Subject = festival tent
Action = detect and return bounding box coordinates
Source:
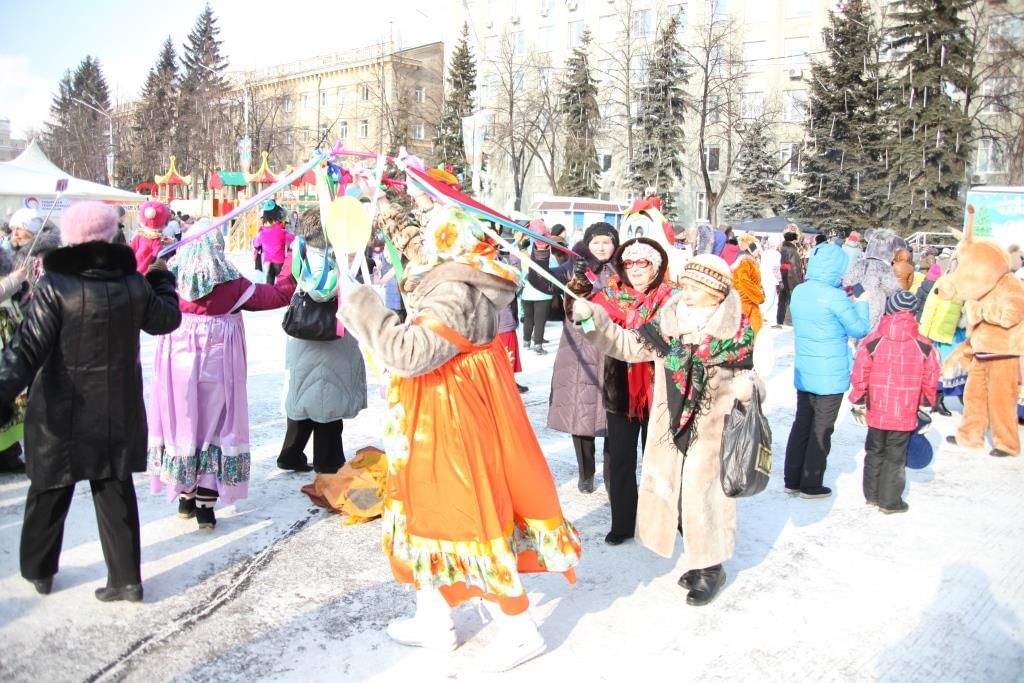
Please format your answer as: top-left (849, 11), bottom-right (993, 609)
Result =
top-left (731, 215), bottom-right (819, 235)
top-left (0, 139), bottom-right (146, 221)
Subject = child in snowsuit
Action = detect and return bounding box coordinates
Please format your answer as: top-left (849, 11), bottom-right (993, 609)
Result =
top-left (131, 201), bottom-right (171, 273)
top-left (849, 291), bottom-right (940, 514)
top-left (252, 203), bottom-right (294, 284)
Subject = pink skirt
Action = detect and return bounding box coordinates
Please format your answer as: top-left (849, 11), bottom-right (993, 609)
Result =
top-left (147, 312), bottom-right (251, 504)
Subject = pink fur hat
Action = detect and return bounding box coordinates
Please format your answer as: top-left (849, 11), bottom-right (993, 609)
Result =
top-left (138, 200), bottom-right (170, 230)
top-left (60, 202), bottom-right (119, 245)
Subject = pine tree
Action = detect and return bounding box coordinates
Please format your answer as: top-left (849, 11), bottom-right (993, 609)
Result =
top-left (796, 0), bottom-right (889, 233)
top-left (177, 3), bottom-right (230, 180)
top-left (883, 0), bottom-right (977, 233)
top-left (558, 29), bottom-right (601, 197)
top-left (725, 118), bottom-right (784, 221)
top-left (131, 37), bottom-right (179, 186)
top-left (43, 57), bottom-right (111, 183)
top-left (434, 23), bottom-right (477, 190)
top-left (630, 14), bottom-right (688, 221)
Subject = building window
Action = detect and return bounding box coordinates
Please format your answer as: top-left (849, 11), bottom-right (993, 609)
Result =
top-left (320, 91), bottom-right (328, 106)
top-left (703, 145), bottom-right (721, 173)
top-left (711, 0), bottom-right (729, 21)
top-left (486, 36), bottom-right (499, 59)
top-left (709, 46), bottom-right (724, 76)
top-left (513, 30), bottom-right (526, 57)
top-left (569, 20), bottom-right (586, 48)
top-left (540, 0), bottom-right (555, 12)
top-left (538, 25), bottom-right (554, 54)
top-left (780, 143), bottom-right (802, 180)
top-left (783, 89), bottom-right (808, 122)
top-left (284, 98), bottom-right (294, 113)
top-left (633, 55), bottom-right (648, 82)
top-left (339, 120), bottom-right (348, 138)
top-left (412, 122), bottom-right (426, 140)
top-left (667, 2), bottom-right (688, 27)
top-left (784, 37), bottom-right (810, 70)
top-left (599, 192), bottom-right (611, 201)
top-left (534, 160), bottom-right (546, 177)
top-left (600, 151), bottom-right (612, 172)
top-left (359, 119), bottom-right (369, 138)
top-left (988, 15), bottom-right (1023, 51)
top-left (599, 15), bottom-right (617, 43)
top-left (696, 192), bottom-right (709, 221)
top-left (360, 85), bottom-right (370, 101)
top-left (414, 86), bottom-right (425, 103)
top-left (302, 94), bottom-right (311, 109)
top-left (786, 0), bottom-right (812, 18)
top-left (284, 131), bottom-right (293, 145)
top-left (632, 9), bottom-right (653, 39)
top-left (319, 124), bottom-right (328, 141)
top-left (976, 138), bottom-right (1007, 175)
top-left (743, 41), bottom-right (768, 73)
top-left (741, 91), bottom-right (765, 119)
top-left (982, 78), bottom-right (1011, 113)
top-left (707, 95), bottom-right (722, 124)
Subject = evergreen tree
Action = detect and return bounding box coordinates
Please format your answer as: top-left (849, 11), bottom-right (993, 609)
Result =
top-left (883, 0), bottom-right (977, 233)
top-left (630, 14), bottom-right (688, 221)
top-left (433, 23), bottom-right (477, 190)
top-left (558, 29), bottom-right (601, 197)
top-left (797, 0), bottom-right (889, 233)
top-left (725, 118), bottom-right (784, 221)
top-left (177, 3), bottom-right (230, 180)
top-left (43, 57), bottom-right (111, 183)
top-left (131, 37), bottom-right (179, 186)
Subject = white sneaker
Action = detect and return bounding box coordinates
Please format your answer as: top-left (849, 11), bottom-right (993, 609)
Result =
top-left (385, 589), bottom-right (458, 651)
top-left (480, 607), bottom-right (547, 672)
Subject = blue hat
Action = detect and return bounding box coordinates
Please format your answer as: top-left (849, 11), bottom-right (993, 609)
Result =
top-left (262, 199), bottom-right (278, 212)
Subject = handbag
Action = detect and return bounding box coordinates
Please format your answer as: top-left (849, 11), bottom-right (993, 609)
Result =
top-left (719, 382), bottom-right (772, 498)
top-left (281, 238), bottom-right (339, 341)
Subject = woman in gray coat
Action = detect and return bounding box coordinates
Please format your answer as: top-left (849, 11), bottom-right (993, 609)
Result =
top-left (543, 222), bottom-right (619, 493)
top-left (277, 209), bottom-right (367, 473)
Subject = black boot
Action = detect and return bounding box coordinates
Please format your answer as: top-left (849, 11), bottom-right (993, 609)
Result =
top-left (686, 565), bottom-right (726, 606)
top-left (95, 583), bottom-right (143, 602)
top-left (573, 436), bottom-right (596, 493)
top-left (677, 569), bottom-right (699, 591)
top-left (28, 576), bottom-right (53, 595)
top-left (932, 394), bottom-right (952, 417)
top-left (0, 445), bottom-right (25, 474)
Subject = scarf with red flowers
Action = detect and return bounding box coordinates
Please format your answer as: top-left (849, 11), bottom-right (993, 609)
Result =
top-left (591, 276), bottom-right (674, 420)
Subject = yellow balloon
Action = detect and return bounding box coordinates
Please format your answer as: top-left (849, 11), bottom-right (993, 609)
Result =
top-left (325, 196), bottom-right (372, 254)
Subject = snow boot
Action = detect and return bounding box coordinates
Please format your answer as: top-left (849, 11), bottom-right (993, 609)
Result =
top-left (95, 583), bottom-right (143, 603)
top-left (573, 436), bottom-right (596, 493)
top-left (386, 589), bottom-right (457, 651)
top-left (686, 565), bottom-right (726, 607)
top-left (177, 494), bottom-right (197, 519)
top-left (932, 394), bottom-right (952, 417)
top-left (534, 343), bottom-right (548, 355)
top-left (28, 576), bottom-right (53, 595)
top-left (799, 486), bottom-right (832, 499)
top-left (879, 500), bottom-right (910, 514)
top-left (480, 602), bottom-right (546, 672)
top-left (677, 569), bottom-right (699, 591)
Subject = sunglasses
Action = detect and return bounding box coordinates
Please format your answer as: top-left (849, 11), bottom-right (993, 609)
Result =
top-left (623, 259), bottom-right (652, 269)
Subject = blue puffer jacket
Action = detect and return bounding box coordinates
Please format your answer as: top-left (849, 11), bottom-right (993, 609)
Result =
top-left (791, 243), bottom-right (871, 395)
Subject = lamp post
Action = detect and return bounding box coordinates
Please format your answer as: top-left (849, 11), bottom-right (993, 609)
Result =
top-left (69, 96), bottom-right (113, 185)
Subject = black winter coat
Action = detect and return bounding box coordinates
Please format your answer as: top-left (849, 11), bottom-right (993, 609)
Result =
top-left (0, 241), bottom-right (181, 489)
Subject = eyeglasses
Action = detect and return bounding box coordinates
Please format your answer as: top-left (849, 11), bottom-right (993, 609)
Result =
top-left (623, 259), bottom-right (652, 269)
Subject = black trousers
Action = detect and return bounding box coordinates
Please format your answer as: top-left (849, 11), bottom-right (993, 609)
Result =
top-left (279, 418), bottom-right (345, 473)
top-left (521, 300), bottom-right (549, 346)
top-left (863, 427), bottom-right (910, 507)
top-left (605, 412), bottom-right (648, 536)
top-left (265, 262), bottom-right (282, 285)
top-left (776, 283), bottom-right (792, 325)
top-left (784, 391), bottom-right (844, 490)
top-left (21, 477), bottom-right (141, 586)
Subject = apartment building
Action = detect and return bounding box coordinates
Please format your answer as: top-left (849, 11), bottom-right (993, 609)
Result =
top-left (452, 0), bottom-right (1023, 225)
top-left (0, 119), bottom-right (27, 162)
top-left (223, 41), bottom-right (444, 172)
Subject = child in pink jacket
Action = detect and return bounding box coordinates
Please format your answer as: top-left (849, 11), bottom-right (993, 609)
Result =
top-left (849, 291), bottom-right (940, 514)
top-left (131, 201), bottom-right (170, 273)
top-left (252, 203), bottom-right (294, 284)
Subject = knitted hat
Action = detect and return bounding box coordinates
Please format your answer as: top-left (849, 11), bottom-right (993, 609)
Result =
top-left (847, 231), bottom-right (860, 243)
top-left (621, 240), bottom-right (662, 271)
top-left (10, 208), bottom-right (42, 234)
top-left (528, 218), bottom-right (549, 236)
top-left (583, 221), bottom-right (619, 250)
top-left (784, 231), bottom-right (798, 242)
top-left (885, 290), bottom-right (918, 315)
top-left (59, 202), bottom-right (119, 245)
top-left (138, 201), bottom-right (171, 230)
top-left (681, 254), bottom-right (732, 298)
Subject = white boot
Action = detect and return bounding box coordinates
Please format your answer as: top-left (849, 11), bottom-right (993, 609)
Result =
top-left (481, 602), bottom-right (546, 672)
top-left (386, 589), bottom-right (458, 651)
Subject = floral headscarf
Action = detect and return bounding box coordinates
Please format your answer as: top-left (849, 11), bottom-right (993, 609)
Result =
top-left (408, 205), bottom-right (520, 285)
top-left (171, 222), bottom-right (241, 301)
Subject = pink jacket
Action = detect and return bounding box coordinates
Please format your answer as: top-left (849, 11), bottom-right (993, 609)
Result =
top-left (252, 223), bottom-right (294, 265)
top-left (849, 311), bottom-right (940, 431)
top-left (130, 234), bottom-right (163, 274)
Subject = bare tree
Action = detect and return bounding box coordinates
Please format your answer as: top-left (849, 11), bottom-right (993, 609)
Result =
top-left (521, 60), bottom-right (562, 194)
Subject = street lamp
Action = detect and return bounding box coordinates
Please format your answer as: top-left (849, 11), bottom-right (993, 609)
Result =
top-left (70, 96), bottom-right (113, 185)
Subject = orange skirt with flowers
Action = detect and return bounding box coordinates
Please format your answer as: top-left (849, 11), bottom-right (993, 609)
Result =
top-left (380, 317), bottom-right (581, 615)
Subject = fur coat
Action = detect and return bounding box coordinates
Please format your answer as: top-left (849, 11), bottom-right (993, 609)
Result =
top-left (578, 290), bottom-right (761, 565)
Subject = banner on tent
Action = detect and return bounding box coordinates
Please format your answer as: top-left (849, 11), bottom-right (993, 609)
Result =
top-left (23, 196), bottom-right (71, 214)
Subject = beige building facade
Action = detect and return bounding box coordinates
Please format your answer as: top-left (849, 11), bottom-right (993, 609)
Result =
top-left (0, 119), bottom-right (27, 162)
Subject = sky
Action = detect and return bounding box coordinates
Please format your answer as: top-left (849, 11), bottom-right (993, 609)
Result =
top-left (0, 0), bottom-right (451, 138)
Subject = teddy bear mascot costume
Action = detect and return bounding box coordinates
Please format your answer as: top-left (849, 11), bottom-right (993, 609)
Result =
top-left (941, 206), bottom-right (1024, 458)
top-left (336, 187), bottom-right (582, 672)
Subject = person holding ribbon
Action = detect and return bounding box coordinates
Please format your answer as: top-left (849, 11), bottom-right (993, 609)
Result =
top-left (339, 201), bottom-right (581, 672)
top-left (572, 254), bottom-right (760, 607)
top-left (147, 223), bottom-right (295, 529)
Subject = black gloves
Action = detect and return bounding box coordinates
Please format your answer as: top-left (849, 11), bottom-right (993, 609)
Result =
top-left (573, 258), bottom-right (589, 280)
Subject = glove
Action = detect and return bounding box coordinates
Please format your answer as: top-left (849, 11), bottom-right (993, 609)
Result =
top-left (147, 258), bottom-right (169, 273)
top-left (572, 299), bottom-right (595, 324)
top-left (916, 408), bottom-right (933, 435)
top-left (573, 258), bottom-right (589, 281)
top-left (850, 404), bottom-right (867, 427)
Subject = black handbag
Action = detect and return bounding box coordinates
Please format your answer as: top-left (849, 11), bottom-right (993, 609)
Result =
top-left (719, 383), bottom-right (771, 498)
top-left (281, 238), bottom-right (338, 341)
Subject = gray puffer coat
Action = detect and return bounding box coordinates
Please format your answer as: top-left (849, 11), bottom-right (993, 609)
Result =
top-left (545, 242), bottom-right (615, 437)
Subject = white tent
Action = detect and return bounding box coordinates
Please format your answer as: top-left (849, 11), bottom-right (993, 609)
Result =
top-left (0, 140), bottom-right (146, 222)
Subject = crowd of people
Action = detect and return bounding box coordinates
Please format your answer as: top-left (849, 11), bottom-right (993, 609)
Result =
top-left (0, 183), bottom-right (1020, 672)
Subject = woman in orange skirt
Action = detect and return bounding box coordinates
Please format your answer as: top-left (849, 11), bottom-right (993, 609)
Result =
top-left (338, 199), bottom-right (581, 671)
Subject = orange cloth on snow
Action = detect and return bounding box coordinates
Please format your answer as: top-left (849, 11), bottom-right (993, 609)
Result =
top-left (381, 317), bottom-right (582, 616)
top-left (732, 257), bottom-right (766, 335)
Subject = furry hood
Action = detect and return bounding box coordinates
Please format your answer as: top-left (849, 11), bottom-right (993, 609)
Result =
top-left (0, 247), bottom-right (14, 278)
top-left (43, 241), bottom-right (139, 280)
top-left (413, 261), bottom-right (517, 310)
top-left (12, 225), bottom-right (62, 261)
top-left (657, 288), bottom-right (743, 342)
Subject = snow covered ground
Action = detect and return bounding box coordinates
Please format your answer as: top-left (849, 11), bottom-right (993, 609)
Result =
top-left (1, 258), bottom-right (1023, 682)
